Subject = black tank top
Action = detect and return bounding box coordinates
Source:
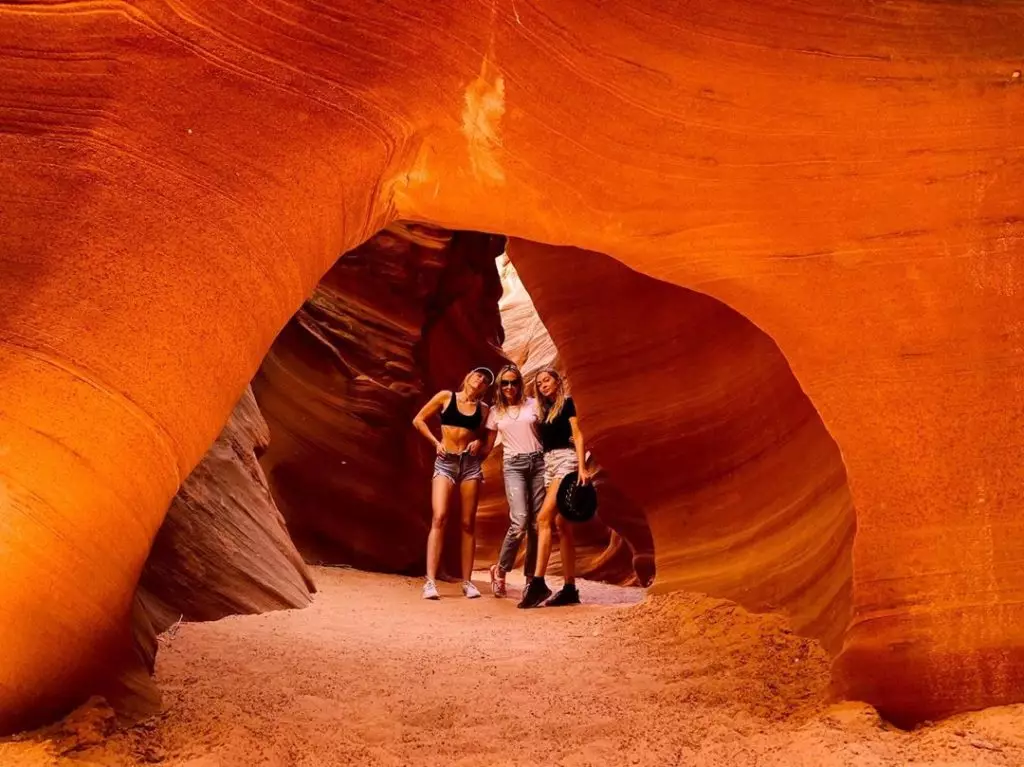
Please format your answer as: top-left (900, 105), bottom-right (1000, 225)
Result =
top-left (439, 391), bottom-right (482, 430)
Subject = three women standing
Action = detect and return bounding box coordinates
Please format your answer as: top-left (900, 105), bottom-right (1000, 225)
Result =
top-left (412, 364), bottom-right (591, 606)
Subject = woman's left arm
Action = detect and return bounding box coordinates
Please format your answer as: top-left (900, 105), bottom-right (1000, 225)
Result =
top-left (569, 416), bottom-right (591, 484)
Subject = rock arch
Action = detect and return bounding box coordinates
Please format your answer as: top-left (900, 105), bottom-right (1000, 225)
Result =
top-left (507, 240), bottom-right (855, 652)
top-left (1, 0), bottom-right (1022, 731)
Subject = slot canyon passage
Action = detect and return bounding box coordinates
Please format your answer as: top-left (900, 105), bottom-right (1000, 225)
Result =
top-left (2, 0), bottom-right (1024, 764)
top-left (4, 229), bottom-right (1023, 767)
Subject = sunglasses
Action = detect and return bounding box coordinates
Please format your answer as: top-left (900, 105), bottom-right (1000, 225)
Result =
top-left (499, 379), bottom-right (521, 387)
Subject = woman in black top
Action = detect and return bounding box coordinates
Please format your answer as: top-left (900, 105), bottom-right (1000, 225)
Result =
top-left (412, 366), bottom-right (494, 600)
top-left (518, 367), bottom-right (592, 608)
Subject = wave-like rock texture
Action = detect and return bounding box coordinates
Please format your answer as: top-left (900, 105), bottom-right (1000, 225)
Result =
top-left (251, 226), bottom-right (643, 587)
top-left (509, 240), bottom-right (856, 653)
top-left (477, 255), bottom-right (655, 585)
top-left (1, 0), bottom-right (1022, 730)
top-left (136, 388), bottom-right (315, 624)
top-left (495, 254), bottom-right (562, 377)
top-left (111, 388), bottom-right (315, 720)
top-left (253, 225), bottom-right (506, 575)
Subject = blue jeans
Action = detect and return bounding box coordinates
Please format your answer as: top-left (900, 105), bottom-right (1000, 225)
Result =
top-left (498, 451), bottom-right (545, 575)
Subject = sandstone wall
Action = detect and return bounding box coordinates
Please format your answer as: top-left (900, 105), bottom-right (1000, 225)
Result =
top-left (136, 388), bottom-right (315, 625)
top-left (252, 224), bottom-right (507, 575)
top-left (477, 255), bottom-right (655, 585)
top-left (509, 241), bottom-right (855, 651)
top-left (1, 0), bottom-right (1022, 729)
top-left (114, 388), bottom-right (315, 720)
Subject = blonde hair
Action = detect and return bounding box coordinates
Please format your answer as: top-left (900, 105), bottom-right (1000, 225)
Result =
top-left (460, 369), bottom-right (491, 402)
top-left (535, 367), bottom-right (567, 424)
top-left (494, 364), bottom-right (524, 414)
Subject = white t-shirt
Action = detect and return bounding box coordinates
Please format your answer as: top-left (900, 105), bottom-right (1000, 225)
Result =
top-left (485, 397), bottom-right (543, 456)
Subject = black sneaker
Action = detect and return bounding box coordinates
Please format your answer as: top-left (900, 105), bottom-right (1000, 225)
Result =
top-left (517, 578), bottom-right (552, 609)
top-left (545, 584), bottom-right (580, 607)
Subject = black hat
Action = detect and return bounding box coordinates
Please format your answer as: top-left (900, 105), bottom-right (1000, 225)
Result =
top-left (557, 472), bottom-right (598, 523)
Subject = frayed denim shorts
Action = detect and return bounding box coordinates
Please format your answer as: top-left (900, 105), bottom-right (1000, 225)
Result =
top-left (433, 451), bottom-right (484, 485)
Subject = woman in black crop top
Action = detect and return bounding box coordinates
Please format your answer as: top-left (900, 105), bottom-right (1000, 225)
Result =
top-left (412, 366), bottom-right (494, 601)
top-left (519, 367), bottom-right (592, 609)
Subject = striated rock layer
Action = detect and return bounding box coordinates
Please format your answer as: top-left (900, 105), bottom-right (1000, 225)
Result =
top-left (1, 0), bottom-right (1022, 730)
top-left (253, 224), bottom-right (506, 575)
top-left (137, 388), bottom-right (315, 626)
top-left (113, 388), bottom-right (316, 719)
top-left (508, 241), bottom-right (855, 651)
top-left (477, 254), bottom-right (655, 585)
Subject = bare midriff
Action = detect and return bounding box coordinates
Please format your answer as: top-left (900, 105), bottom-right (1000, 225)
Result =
top-left (440, 424), bottom-right (477, 454)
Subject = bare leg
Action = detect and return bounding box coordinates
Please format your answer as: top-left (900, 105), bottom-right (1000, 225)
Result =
top-left (460, 479), bottom-right (481, 582)
top-left (556, 514), bottom-right (576, 585)
top-left (426, 476), bottom-right (454, 582)
top-left (534, 482), bottom-right (561, 578)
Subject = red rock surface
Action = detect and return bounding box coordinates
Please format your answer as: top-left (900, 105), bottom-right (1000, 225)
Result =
top-left (1, 0), bottom-right (1022, 730)
top-left (136, 388), bottom-right (315, 627)
top-left (110, 388), bottom-right (315, 719)
top-left (508, 241), bottom-right (855, 652)
top-left (252, 224), bottom-right (506, 575)
top-left (477, 255), bottom-right (655, 585)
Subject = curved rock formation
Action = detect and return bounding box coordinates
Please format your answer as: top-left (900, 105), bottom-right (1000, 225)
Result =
top-left (2, 0), bottom-right (1022, 730)
top-left (253, 224), bottom-right (506, 575)
top-left (136, 388), bottom-right (315, 624)
top-left (115, 388), bottom-right (315, 720)
top-left (508, 240), bottom-right (855, 652)
top-left (495, 254), bottom-right (562, 377)
top-left (477, 254), bottom-right (655, 585)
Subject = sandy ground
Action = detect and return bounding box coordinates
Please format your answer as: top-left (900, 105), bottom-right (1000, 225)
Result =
top-left (4, 567), bottom-right (1024, 766)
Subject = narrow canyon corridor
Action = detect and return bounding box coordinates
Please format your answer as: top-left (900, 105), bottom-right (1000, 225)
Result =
top-left (5, 569), bottom-right (1024, 767)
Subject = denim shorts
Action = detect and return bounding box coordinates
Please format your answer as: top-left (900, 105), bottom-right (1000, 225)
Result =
top-left (543, 448), bottom-right (578, 488)
top-left (433, 451), bottom-right (484, 485)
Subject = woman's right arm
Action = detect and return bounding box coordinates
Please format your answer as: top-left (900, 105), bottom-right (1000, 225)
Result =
top-left (478, 403), bottom-right (500, 459)
top-left (413, 391), bottom-right (449, 456)
top-left (479, 428), bottom-right (498, 460)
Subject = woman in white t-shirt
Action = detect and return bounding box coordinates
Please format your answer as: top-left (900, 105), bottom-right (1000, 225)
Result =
top-left (480, 364), bottom-right (545, 598)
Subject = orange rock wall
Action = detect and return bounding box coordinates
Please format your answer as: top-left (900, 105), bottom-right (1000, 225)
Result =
top-left (252, 225), bottom-right (506, 575)
top-left (2, 0), bottom-right (1022, 730)
top-left (477, 255), bottom-right (655, 585)
top-left (509, 241), bottom-right (855, 651)
top-left (117, 387), bottom-right (315, 718)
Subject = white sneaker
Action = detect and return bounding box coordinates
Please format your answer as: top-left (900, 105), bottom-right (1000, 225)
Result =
top-left (423, 580), bottom-right (440, 600)
top-left (462, 580), bottom-right (482, 599)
